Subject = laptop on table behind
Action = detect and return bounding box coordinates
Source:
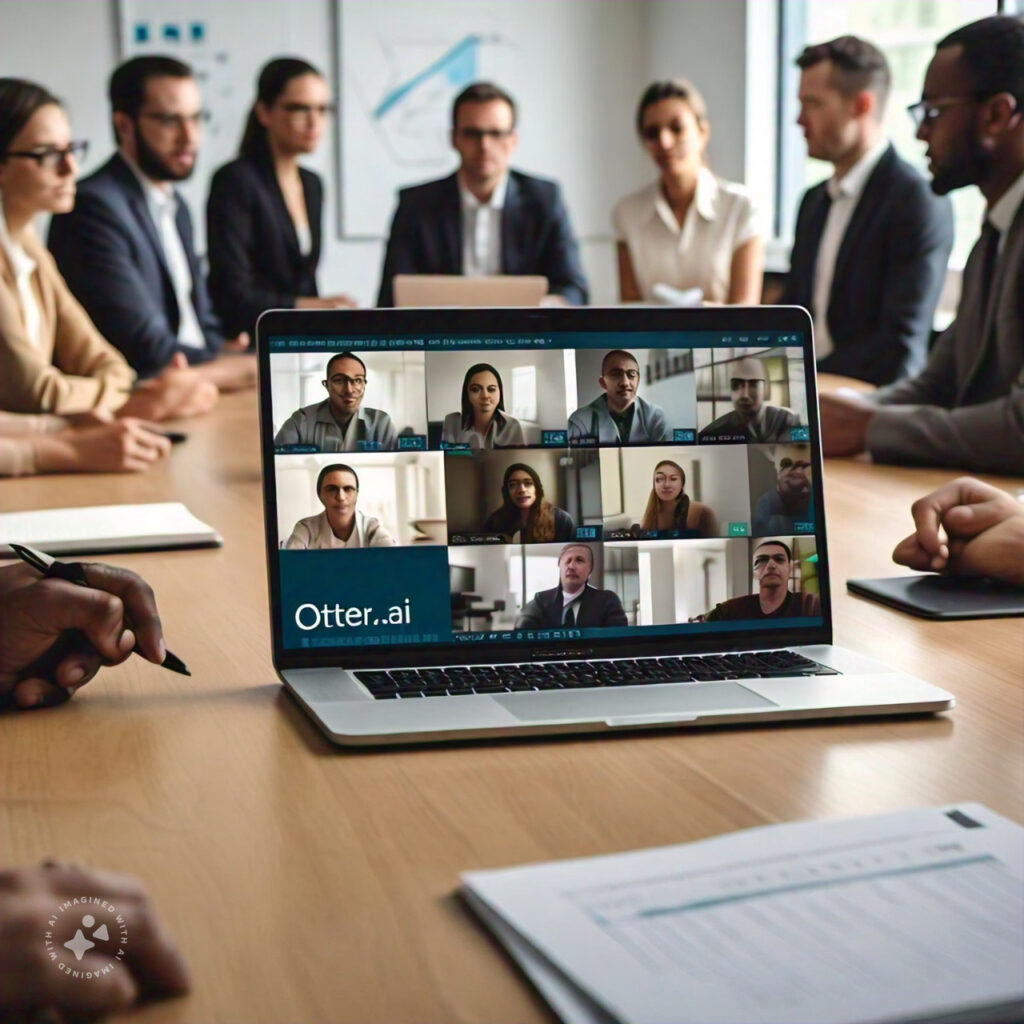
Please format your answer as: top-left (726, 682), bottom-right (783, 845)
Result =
top-left (257, 305), bottom-right (953, 745)
top-left (393, 274), bottom-right (548, 307)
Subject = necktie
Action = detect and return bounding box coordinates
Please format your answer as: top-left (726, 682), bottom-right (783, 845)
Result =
top-left (562, 602), bottom-right (577, 626)
top-left (975, 219), bottom-right (1001, 326)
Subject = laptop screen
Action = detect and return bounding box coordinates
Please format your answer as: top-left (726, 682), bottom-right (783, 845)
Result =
top-left (258, 307), bottom-right (830, 668)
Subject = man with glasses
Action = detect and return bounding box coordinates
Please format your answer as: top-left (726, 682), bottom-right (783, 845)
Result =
top-left (820, 15), bottom-right (1024, 475)
top-left (699, 356), bottom-right (800, 443)
top-left (568, 349), bottom-right (670, 444)
top-left (376, 81), bottom-right (588, 308)
top-left (274, 351), bottom-right (398, 451)
top-left (705, 540), bottom-right (820, 622)
top-left (48, 56), bottom-right (252, 387)
top-left (779, 35), bottom-right (953, 386)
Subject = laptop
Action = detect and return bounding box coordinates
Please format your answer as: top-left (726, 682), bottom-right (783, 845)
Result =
top-left (257, 305), bottom-right (953, 745)
top-left (393, 274), bottom-right (548, 307)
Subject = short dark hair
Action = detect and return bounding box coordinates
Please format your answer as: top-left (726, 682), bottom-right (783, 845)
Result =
top-left (325, 352), bottom-right (367, 378)
top-left (109, 56), bottom-right (192, 143)
top-left (316, 462), bottom-right (358, 496)
top-left (601, 349), bottom-right (639, 375)
top-left (635, 79), bottom-right (708, 134)
top-left (0, 78), bottom-right (61, 157)
top-left (753, 539), bottom-right (793, 562)
top-left (240, 57), bottom-right (322, 161)
top-left (451, 81), bottom-right (517, 130)
top-left (796, 35), bottom-right (891, 114)
top-left (937, 15), bottom-right (1024, 109)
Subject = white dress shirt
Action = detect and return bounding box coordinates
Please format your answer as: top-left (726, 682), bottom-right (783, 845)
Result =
top-left (459, 173), bottom-right (508, 277)
top-left (811, 139), bottom-right (889, 361)
top-left (124, 157), bottom-right (206, 349)
top-left (612, 167), bottom-right (759, 303)
top-left (0, 201), bottom-right (41, 348)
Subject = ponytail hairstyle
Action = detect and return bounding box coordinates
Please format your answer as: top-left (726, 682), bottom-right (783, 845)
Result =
top-left (239, 57), bottom-right (322, 161)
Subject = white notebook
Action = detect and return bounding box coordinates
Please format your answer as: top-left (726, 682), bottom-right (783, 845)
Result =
top-left (0, 502), bottom-right (222, 555)
top-left (462, 804), bottom-right (1024, 1024)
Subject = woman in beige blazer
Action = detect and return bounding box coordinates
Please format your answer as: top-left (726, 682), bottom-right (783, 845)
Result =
top-left (0, 77), bottom-right (216, 421)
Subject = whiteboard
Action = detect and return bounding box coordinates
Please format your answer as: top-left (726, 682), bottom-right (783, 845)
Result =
top-left (337, 0), bottom-right (647, 240)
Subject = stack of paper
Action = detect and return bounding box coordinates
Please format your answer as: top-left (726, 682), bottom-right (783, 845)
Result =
top-left (0, 503), bottom-right (222, 555)
top-left (462, 804), bottom-right (1024, 1024)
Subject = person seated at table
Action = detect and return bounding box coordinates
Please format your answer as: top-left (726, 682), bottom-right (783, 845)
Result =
top-left (441, 363), bottom-right (524, 448)
top-left (818, 15), bottom-right (1024, 473)
top-left (284, 463), bottom-right (395, 549)
top-left (568, 350), bottom-right (670, 444)
top-left (614, 79), bottom-right (762, 305)
top-left (0, 78), bottom-right (217, 420)
top-left (751, 443), bottom-right (813, 535)
top-left (0, 409), bottom-right (170, 475)
top-left (893, 476), bottom-right (1024, 585)
top-left (207, 58), bottom-right (356, 340)
top-left (274, 351), bottom-right (397, 450)
top-left (638, 459), bottom-right (717, 536)
top-left (482, 462), bottom-right (575, 542)
top-left (376, 81), bottom-right (588, 308)
top-left (515, 543), bottom-right (627, 629)
top-left (47, 57), bottom-right (254, 389)
top-left (698, 356), bottom-right (800, 443)
top-left (705, 539), bottom-right (820, 620)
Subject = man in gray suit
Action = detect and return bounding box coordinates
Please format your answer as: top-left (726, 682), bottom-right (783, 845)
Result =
top-left (819, 15), bottom-right (1024, 475)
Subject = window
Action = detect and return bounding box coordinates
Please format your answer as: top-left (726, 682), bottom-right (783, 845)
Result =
top-left (778, 0), bottom-right (1003, 267)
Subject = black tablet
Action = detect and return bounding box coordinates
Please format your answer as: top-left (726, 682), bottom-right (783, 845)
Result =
top-left (847, 574), bottom-right (1024, 620)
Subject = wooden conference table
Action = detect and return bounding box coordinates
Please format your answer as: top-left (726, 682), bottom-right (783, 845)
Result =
top-left (0, 389), bottom-right (1021, 1023)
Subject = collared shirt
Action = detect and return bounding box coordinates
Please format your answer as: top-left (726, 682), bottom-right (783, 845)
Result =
top-left (811, 139), bottom-right (889, 360)
top-left (612, 167), bottom-right (759, 303)
top-left (459, 172), bottom-right (508, 277)
top-left (987, 167), bottom-right (1024, 253)
top-left (441, 409), bottom-right (525, 449)
top-left (273, 399), bottom-right (398, 451)
top-left (283, 509), bottom-right (395, 550)
top-left (561, 587), bottom-right (585, 624)
top-left (122, 155), bottom-right (205, 349)
top-left (0, 202), bottom-right (41, 348)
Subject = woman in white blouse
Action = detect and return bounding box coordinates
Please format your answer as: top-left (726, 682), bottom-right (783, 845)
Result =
top-left (613, 80), bottom-right (763, 305)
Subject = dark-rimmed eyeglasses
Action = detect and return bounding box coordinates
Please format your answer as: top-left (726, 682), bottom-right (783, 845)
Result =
top-left (3, 140), bottom-right (88, 169)
top-left (325, 374), bottom-right (366, 390)
top-left (279, 102), bottom-right (336, 119)
top-left (139, 110), bottom-right (211, 131)
top-left (906, 94), bottom-right (988, 130)
top-left (454, 127), bottom-right (514, 142)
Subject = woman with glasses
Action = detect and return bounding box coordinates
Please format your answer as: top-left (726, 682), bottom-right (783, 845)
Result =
top-left (207, 58), bottom-right (356, 340)
top-left (0, 77), bottom-right (216, 432)
top-left (638, 459), bottom-right (717, 537)
top-left (482, 463), bottom-right (575, 543)
top-left (613, 80), bottom-right (762, 305)
top-left (442, 363), bottom-right (525, 449)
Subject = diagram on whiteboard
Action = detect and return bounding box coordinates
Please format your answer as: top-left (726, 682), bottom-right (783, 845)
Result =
top-left (339, 2), bottom-right (518, 236)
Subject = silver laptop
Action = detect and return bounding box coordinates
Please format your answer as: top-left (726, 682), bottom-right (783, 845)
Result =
top-left (393, 274), bottom-right (548, 307)
top-left (257, 305), bottom-right (953, 745)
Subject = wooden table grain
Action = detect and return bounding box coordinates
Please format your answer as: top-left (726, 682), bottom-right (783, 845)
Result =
top-left (1, 389), bottom-right (1021, 1023)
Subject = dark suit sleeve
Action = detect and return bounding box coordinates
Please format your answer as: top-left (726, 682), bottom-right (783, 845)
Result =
top-left (818, 182), bottom-right (952, 385)
top-left (777, 190), bottom-right (816, 307)
top-left (377, 193), bottom-right (418, 307)
top-left (539, 185), bottom-right (589, 305)
top-left (48, 193), bottom-right (212, 378)
top-left (598, 591), bottom-right (628, 628)
top-left (514, 593), bottom-right (550, 630)
top-left (207, 166), bottom-right (299, 335)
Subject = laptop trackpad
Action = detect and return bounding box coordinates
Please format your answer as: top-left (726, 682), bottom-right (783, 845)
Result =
top-left (495, 683), bottom-right (775, 723)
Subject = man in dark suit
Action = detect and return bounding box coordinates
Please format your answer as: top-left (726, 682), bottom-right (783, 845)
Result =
top-left (820, 15), bottom-right (1024, 475)
top-left (780, 36), bottom-right (953, 386)
top-left (515, 544), bottom-right (627, 630)
top-left (377, 81), bottom-right (588, 307)
top-left (48, 57), bottom-right (252, 386)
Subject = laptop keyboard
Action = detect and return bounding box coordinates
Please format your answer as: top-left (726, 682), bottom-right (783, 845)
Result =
top-left (355, 650), bottom-right (838, 699)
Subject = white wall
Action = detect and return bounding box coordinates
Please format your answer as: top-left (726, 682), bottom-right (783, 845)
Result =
top-left (0, 0), bottom-right (754, 307)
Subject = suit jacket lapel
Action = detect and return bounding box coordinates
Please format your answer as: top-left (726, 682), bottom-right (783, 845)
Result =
top-left (174, 197), bottom-right (203, 317)
top-left (441, 174), bottom-right (462, 273)
top-left (830, 145), bottom-right (893, 307)
top-left (500, 172), bottom-right (520, 274)
top-left (111, 154), bottom-right (175, 289)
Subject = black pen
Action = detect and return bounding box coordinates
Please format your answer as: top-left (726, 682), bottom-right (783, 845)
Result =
top-left (8, 543), bottom-right (191, 676)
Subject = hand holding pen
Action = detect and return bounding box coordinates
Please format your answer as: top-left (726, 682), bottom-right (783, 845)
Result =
top-left (0, 546), bottom-right (189, 710)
